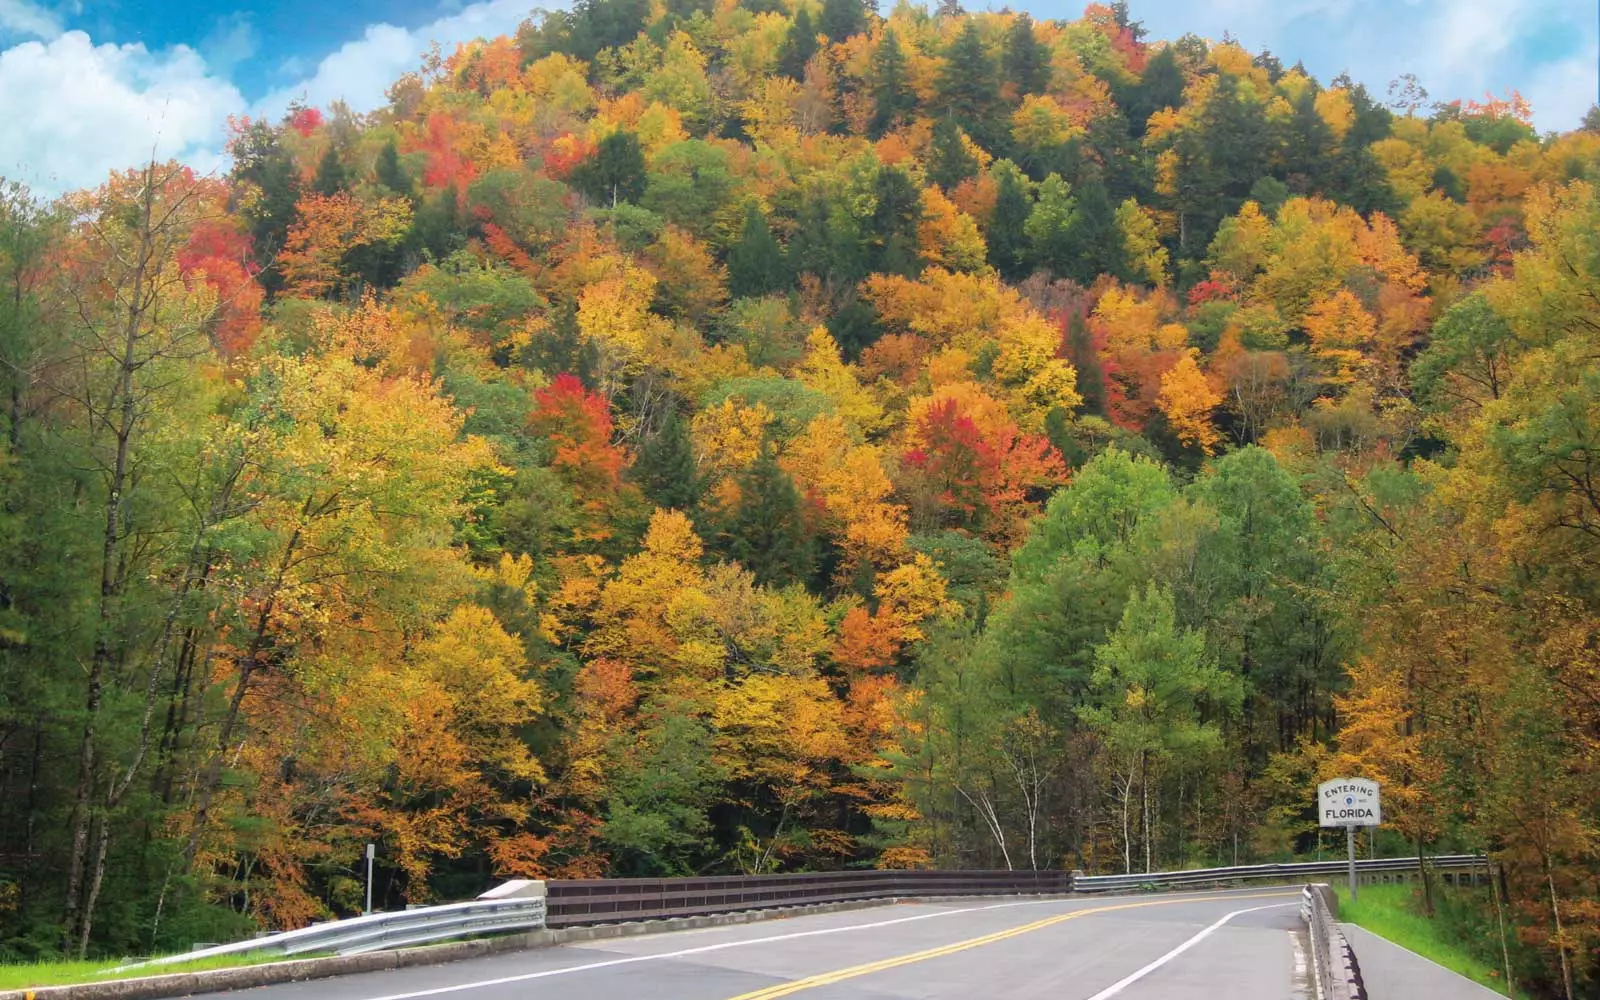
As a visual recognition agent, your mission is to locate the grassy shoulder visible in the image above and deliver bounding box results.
[0,951,282,991]
[1335,882,1522,998]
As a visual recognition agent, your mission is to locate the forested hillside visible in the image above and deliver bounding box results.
[1,0,1598,993]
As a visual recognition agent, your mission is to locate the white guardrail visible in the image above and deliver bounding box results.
[113,895,548,973]
[116,855,1483,974]
[1073,853,1486,893]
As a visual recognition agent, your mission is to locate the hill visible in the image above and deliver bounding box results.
[0,1,1597,993]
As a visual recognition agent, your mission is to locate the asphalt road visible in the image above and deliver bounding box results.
[230,888,1310,1000]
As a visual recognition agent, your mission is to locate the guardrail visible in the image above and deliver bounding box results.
[1303,883,1365,1000]
[114,896,548,973]
[544,869,1072,926]
[1073,854,1487,893]
[117,855,1483,972]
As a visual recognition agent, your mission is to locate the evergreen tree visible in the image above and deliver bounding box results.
[987,160,1032,280]
[869,28,914,138]
[1023,173,1078,276]
[818,0,865,44]
[1066,179,1120,282]
[928,119,979,192]
[776,7,819,81]
[228,118,299,293]
[634,407,703,512]
[1002,14,1050,97]
[313,147,348,196]
[717,447,815,589]
[870,166,923,277]
[937,22,1001,148]
[567,0,651,61]
[375,140,410,197]
[790,189,866,286]
[1121,46,1183,137]
[727,202,789,298]
[572,130,648,206]
[1280,87,1334,194]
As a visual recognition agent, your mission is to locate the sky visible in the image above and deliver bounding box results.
[0,0,1594,196]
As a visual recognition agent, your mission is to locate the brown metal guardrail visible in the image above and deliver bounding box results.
[543,869,1074,926]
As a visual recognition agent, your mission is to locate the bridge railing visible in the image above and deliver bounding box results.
[1072,853,1487,893]
[120,855,1484,971]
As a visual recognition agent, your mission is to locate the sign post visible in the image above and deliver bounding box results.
[1318,778,1381,901]
[365,843,376,915]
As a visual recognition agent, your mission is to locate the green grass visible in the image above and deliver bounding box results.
[1335,882,1523,998]
[0,951,283,990]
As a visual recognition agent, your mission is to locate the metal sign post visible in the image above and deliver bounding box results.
[365,843,376,915]
[1318,778,1381,902]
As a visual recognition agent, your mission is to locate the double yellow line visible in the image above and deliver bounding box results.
[726,891,1298,1000]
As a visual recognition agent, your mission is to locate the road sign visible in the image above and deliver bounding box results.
[1318,777,1381,827]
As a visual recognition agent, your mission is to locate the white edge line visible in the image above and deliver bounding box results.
[342,889,1299,1000]
[1080,901,1299,1000]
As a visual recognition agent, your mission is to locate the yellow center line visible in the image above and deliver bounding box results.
[723,891,1299,1000]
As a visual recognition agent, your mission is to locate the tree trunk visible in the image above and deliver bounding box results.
[1544,853,1575,1000]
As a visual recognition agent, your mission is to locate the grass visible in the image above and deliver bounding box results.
[0,950,284,991]
[1335,882,1523,998]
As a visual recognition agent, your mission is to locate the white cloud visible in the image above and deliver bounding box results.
[0,0,62,39]
[0,31,243,195]
[253,0,533,118]
[1124,0,1596,130]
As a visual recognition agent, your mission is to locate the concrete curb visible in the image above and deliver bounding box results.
[1,894,1072,1000]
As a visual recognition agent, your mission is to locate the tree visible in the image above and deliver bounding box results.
[818,0,866,45]
[714,446,816,590]
[313,147,348,196]
[1002,14,1050,97]
[777,8,819,81]
[1081,585,1241,873]
[928,119,979,192]
[869,167,924,277]
[572,131,647,206]
[988,161,1032,280]
[634,406,703,513]
[870,28,914,137]
[937,23,1001,148]
[375,140,411,196]
[728,202,789,298]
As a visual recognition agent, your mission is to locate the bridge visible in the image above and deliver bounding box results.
[208,888,1310,1000]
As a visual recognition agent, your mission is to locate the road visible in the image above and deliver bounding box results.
[232,888,1310,1000]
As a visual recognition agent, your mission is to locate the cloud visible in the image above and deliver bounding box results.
[1124,0,1596,130]
[0,0,62,39]
[253,0,533,118]
[0,31,243,195]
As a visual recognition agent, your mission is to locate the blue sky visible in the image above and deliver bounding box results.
[0,0,1595,195]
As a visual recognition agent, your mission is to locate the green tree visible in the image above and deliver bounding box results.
[312,147,347,196]
[870,28,914,138]
[375,140,411,197]
[777,7,819,81]
[937,22,1001,148]
[1023,173,1078,275]
[870,166,924,277]
[1081,585,1241,873]
[1002,13,1050,97]
[928,119,979,192]
[633,406,704,512]
[573,130,648,207]
[727,202,789,298]
[987,160,1032,280]
[818,0,865,44]
[715,447,816,589]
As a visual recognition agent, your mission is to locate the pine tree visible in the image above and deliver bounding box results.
[928,119,979,192]
[1002,14,1050,97]
[818,0,865,44]
[313,147,348,196]
[728,202,788,298]
[572,130,647,206]
[375,140,410,197]
[634,407,703,512]
[1281,87,1334,194]
[871,166,923,277]
[777,7,820,80]
[718,447,815,589]
[937,22,1001,148]
[987,160,1032,280]
[1121,46,1183,137]
[870,28,914,138]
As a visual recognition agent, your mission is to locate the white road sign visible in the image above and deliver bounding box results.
[1318,777,1381,827]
